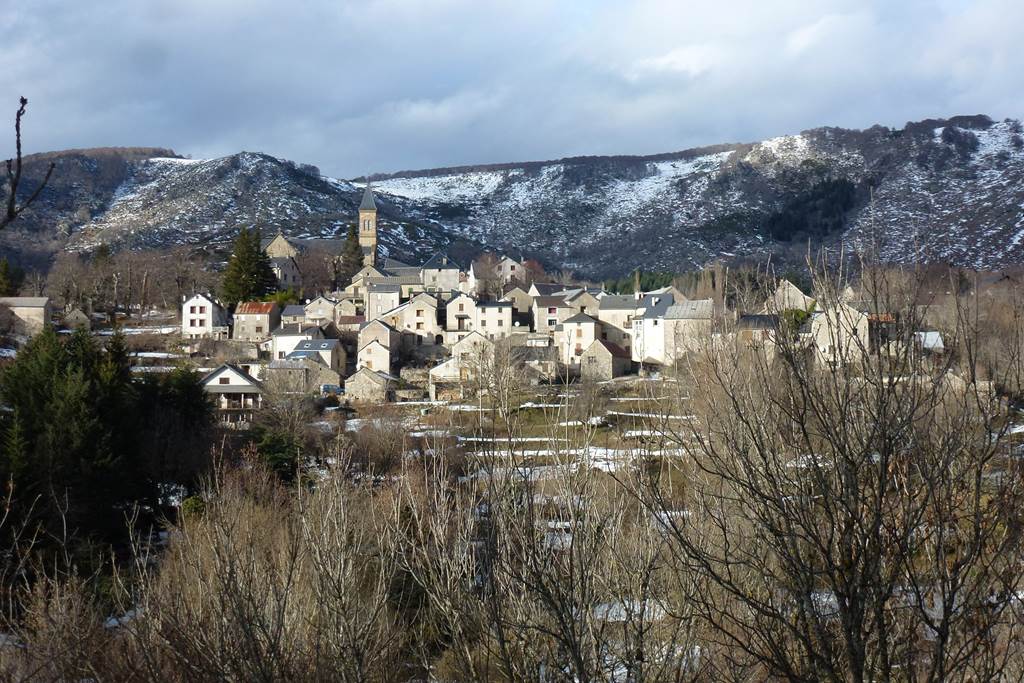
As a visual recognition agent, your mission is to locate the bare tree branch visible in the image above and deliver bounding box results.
[2,97,54,230]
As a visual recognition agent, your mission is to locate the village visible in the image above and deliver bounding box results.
[0,183,955,431]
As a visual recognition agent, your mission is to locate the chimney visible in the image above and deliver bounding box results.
[634,269,642,300]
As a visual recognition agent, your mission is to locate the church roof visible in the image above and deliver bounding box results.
[359,184,377,211]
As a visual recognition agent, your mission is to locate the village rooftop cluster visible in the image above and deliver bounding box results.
[0,185,948,427]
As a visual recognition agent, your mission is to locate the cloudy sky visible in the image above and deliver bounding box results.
[2,0,1022,177]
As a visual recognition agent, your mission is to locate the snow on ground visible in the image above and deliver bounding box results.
[373,170,508,202]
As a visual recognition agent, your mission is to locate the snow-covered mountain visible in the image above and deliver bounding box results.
[5,114,1024,278]
[2,148,476,269]
[371,115,1024,277]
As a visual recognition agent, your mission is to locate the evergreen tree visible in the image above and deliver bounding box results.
[337,224,364,288]
[0,257,23,296]
[221,227,278,305]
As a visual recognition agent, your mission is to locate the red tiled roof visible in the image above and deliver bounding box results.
[235,301,277,315]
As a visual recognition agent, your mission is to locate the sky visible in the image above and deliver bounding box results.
[2,0,1023,178]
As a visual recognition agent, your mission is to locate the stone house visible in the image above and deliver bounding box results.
[270,256,302,291]
[444,292,478,344]
[181,294,228,340]
[262,232,301,259]
[304,296,339,326]
[61,307,91,331]
[281,304,306,326]
[271,323,324,360]
[376,293,444,347]
[233,301,281,342]
[532,296,574,335]
[288,338,345,372]
[580,340,632,381]
[663,299,715,359]
[809,303,871,365]
[334,298,359,321]
[345,367,398,403]
[501,285,533,314]
[201,364,264,426]
[428,331,495,399]
[475,301,514,340]
[0,297,51,336]
[357,319,400,372]
[596,294,637,355]
[564,289,601,316]
[420,252,463,292]
[736,314,780,348]
[265,357,342,395]
[630,292,701,366]
[763,279,817,313]
[366,284,402,322]
[558,312,601,367]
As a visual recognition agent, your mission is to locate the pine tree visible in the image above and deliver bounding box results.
[337,224,364,288]
[221,227,278,305]
[0,257,22,296]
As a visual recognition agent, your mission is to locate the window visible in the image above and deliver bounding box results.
[189,319,196,327]
[189,306,196,314]
[510,265,516,271]
[366,360,372,368]
[416,322,424,330]
[458,303,464,312]
[548,307,556,314]
[547,319,556,327]
[653,320,659,326]
[480,319,486,327]
[256,326,263,333]
[416,309,423,317]
[199,306,206,314]
[575,328,582,338]
[279,352,285,359]
[198,319,206,327]
[218,377,230,385]
[498,320,504,327]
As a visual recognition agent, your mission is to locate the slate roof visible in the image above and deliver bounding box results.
[421,252,463,270]
[598,295,638,311]
[593,339,631,359]
[665,299,714,320]
[533,296,569,308]
[638,294,676,320]
[282,304,306,317]
[531,283,565,297]
[366,275,421,286]
[563,312,598,325]
[272,324,321,337]
[381,257,412,270]
[295,339,341,351]
[0,297,49,308]
[737,314,778,330]
[367,284,402,294]
[359,184,377,211]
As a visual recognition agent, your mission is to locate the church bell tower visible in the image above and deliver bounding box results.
[358,183,378,266]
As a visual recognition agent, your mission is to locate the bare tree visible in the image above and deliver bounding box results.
[634,257,1024,681]
[2,97,54,230]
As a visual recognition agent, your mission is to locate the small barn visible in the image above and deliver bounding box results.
[345,367,398,403]
[580,340,632,381]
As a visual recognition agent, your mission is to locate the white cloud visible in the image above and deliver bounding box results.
[0,0,1021,175]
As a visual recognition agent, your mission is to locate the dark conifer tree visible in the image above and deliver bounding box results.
[221,227,278,305]
[337,224,364,288]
